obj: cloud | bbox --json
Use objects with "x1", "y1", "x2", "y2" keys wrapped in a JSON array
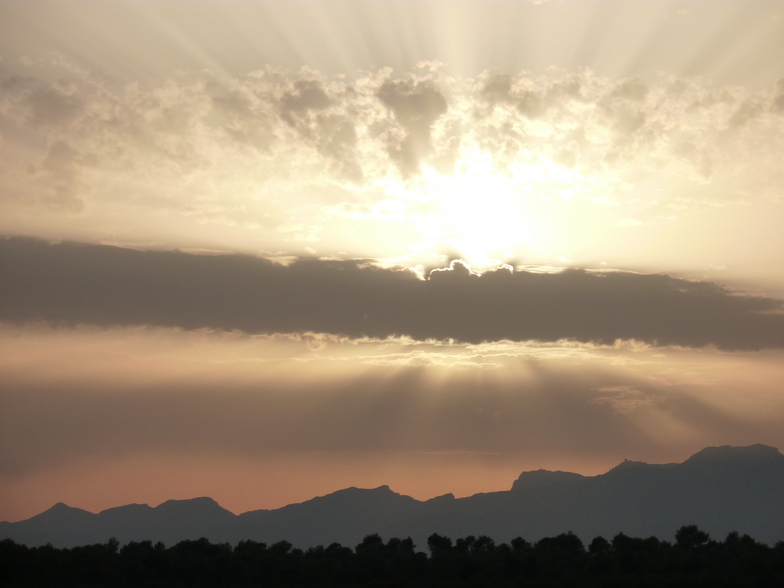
[
  {"x1": 37, "y1": 140, "x2": 83, "y2": 212},
  {"x1": 280, "y1": 79, "x2": 332, "y2": 124},
  {"x1": 590, "y1": 386, "x2": 661, "y2": 414},
  {"x1": 772, "y1": 79, "x2": 784, "y2": 113},
  {"x1": 27, "y1": 86, "x2": 83, "y2": 126},
  {"x1": 2, "y1": 237, "x2": 783, "y2": 351},
  {"x1": 2, "y1": 60, "x2": 783, "y2": 242},
  {"x1": 377, "y1": 77, "x2": 448, "y2": 175}
]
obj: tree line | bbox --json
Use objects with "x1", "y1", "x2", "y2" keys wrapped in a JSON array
[{"x1": 2, "y1": 525, "x2": 784, "y2": 587}]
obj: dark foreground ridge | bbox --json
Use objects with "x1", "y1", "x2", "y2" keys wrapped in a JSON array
[
  {"x1": 3, "y1": 526, "x2": 784, "y2": 587},
  {"x1": 3, "y1": 444, "x2": 784, "y2": 549}
]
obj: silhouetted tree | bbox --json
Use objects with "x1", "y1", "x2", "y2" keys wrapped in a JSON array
[
  {"x1": 536, "y1": 531, "x2": 585, "y2": 555},
  {"x1": 455, "y1": 535, "x2": 476, "y2": 554},
  {"x1": 427, "y1": 533, "x2": 453, "y2": 557},
  {"x1": 354, "y1": 534, "x2": 384, "y2": 555},
  {"x1": 471, "y1": 535, "x2": 495, "y2": 554},
  {"x1": 676, "y1": 524, "x2": 710, "y2": 548},
  {"x1": 510, "y1": 536, "x2": 532, "y2": 552},
  {"x1": 3, "y1": 527, "x2": 784, "y2": 587},
  {"x1": 589, "y1": 536, "x2": 611, "y2": 554}
]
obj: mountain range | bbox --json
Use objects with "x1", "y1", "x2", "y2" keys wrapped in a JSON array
[{"x1": 3, "y1": 444, "x2": 784, "y2": 549}]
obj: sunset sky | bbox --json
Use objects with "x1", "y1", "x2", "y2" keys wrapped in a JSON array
[{"x1": 2, "y1": 0, "x2": 784, "y2": 523}]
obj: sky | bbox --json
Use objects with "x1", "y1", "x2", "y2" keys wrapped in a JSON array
[{"x1": 1, "y1": 0, "x2": 784, "y2": 523}]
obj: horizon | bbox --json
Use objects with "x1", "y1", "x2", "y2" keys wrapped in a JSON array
[
  {"x1": 6, "y1": 441, "x2": 784, "y2": 552},
  {"x1": 1, "y1": 446, "x2": 688, "y2": 520},
  {"x1": 0, "y1": 435, "x2": 641, "y2": 522},
  {"x1": 2, "y1": 0, "x2": 784, "y2": 525},
  {"x1": 17, "y1": 442, "x2": 782, "y2": 520},
  {"x1": 5, "y1": 441, "x2": 782, "y2": 524}
]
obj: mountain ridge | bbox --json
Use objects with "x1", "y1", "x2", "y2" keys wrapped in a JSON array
[{"x1": 3, "y1": 444, "x2": 784, "y2": 548}]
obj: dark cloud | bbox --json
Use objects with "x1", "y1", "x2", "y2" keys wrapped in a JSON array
[
  {"x1": 377, "y1": 78, "x2": 448, "y2": 174},
  {"x1": 609, "y1": 78, "x2": 648, "y2": 102},
  {"x1": 479, "y1": 75, "x2": 544, "y2": 118},
  {"x1": 770, "y1": 78, "x2": 784, "y2": 114},
  {"x1": 598, "y1": 79, "x2": 649, "y2": 137},
  {"x1": 275, "y1": 80, "x2": 362, "y2": 180},
  {"x1": 1, "y1": 237, "x2": 783, "y2": 350},
  {"x1": 280, "y1": 80, "x2": 331, "y2": 126},
  {"x1": 479, "y1": 74, "x2": 650, "y2": 143},
  {"x1": 313, "y1": 114, "x2": 362, "y2": 181},
  {"x1": 0, "y1": 74, "x2": 35, "y2": 93},
  {"x1": 728, "y1": 79, "x2": 784, "y2": 126},
  {"x1": 479, "y1": 74, "x2": 582, "y2": 120},
  {"x1": 729, "y1": 98, "x2": 766, "y2": 128},
  {"x1": 28, "y1": 87, "x2": 82, "y2": 126},
  {"x1": 515, "y1": 90, "x2": 544, "y2": 118},
  {"x1": 480, "y1": 74, "x2": 513, "y2": 106},
  {"x1": 203, "y1": 80, "x2": 276, "y2": 151}
]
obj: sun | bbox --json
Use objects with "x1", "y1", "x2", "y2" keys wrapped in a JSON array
[
  {"x1": 382, "y1": 150, "x2": 588, "y2": 269},
  {"x1": 422, "y1": 161, "x2": 527, "y2": 267}
]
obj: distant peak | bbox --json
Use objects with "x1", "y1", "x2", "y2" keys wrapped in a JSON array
[
  {"x1": 98, "y1": 503, "x2": 152, "y2": 515},
  {"x1": 684, "y1": 444, "x2": 783, "y2": 464},
  {"x1": 26, "y1": 502, "x2": 95, "y2": 523},
  {"x1": 312, "y1": 485, "x2": 401, "y2": 503},
  {"x1": 339, "y1": 485, "x2": 394, "y2": 494},
  {"x1": 161, "y1": 496, "x2": 218, "y2": 504},
  {"x1": 612, "y1": 459, "x2": 649, "y2": 470},
  {"x1": 46, "y1": 502, "x2": 90, "y2": 513},
  {"x1": 511, "y1": 469, "x2": 584, "y2": 491},
  {"x1": 155, "y1": 497, "x2": 224, "y2": 510},
  {"x1": 426, "y1": 493, "x2": 455, "y2": 503}
]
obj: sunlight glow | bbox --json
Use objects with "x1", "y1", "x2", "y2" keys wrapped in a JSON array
[{"x1": 379, "y1": 150, "x2": 593, "y2": 268}]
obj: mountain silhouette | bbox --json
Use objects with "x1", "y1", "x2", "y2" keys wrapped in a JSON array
[
  {"x1": 511, "y1": 469, "x2": 585, "y2": 491},
  {"x1": 3, "y1": 444, "x2": 784, "y2": 548}
]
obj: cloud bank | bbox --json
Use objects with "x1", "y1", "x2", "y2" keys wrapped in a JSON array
[
  {"x1": 2, "y1": 237, "x2": 782, "y2": 350},
  {"x1": 2, "y1": 61, "x2": 783, "y2": 216}
]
